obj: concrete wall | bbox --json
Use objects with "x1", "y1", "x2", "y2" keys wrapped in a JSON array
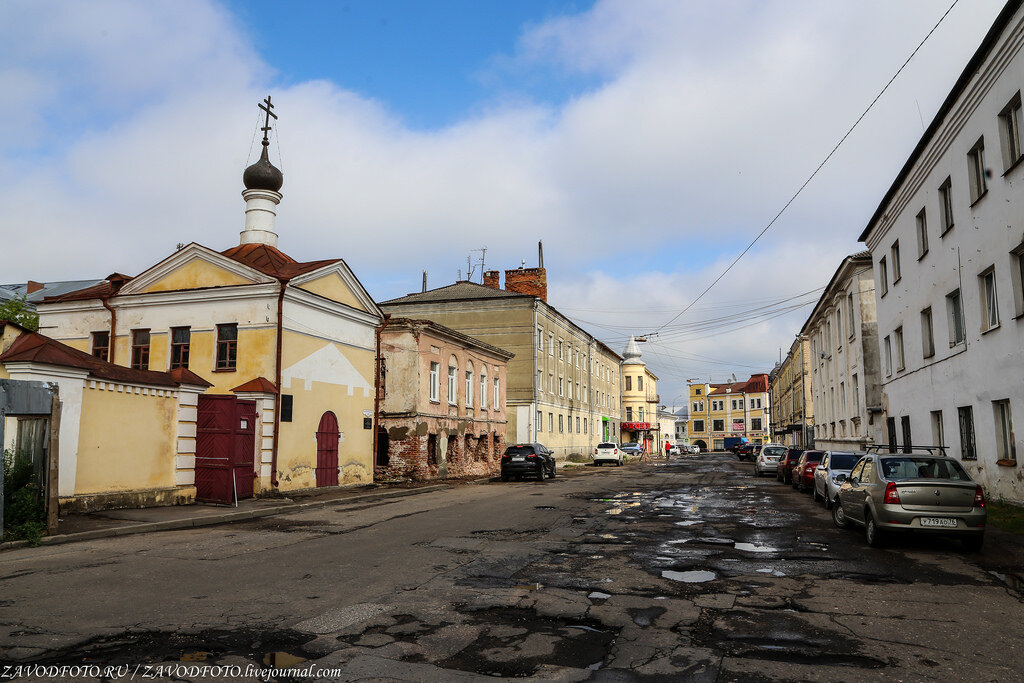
[{"x1": 862, "y1": 5, "x2": 1024, "y2": 502}]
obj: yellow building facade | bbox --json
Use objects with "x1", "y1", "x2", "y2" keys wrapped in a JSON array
[
  {"x1": 687, "y1": 374, "x2": 771, "y2": 451},
  {"x1": 618, "y1": 337, "x2": 660, "y2": 452}
]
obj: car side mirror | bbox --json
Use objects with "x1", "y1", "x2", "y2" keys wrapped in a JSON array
[{"x1": 835, "y1": 473, "x2": 847, "y2": 483}]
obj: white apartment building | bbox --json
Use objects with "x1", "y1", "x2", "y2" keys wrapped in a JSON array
[
  {"x1": 860, "y1": 0, "x2": 1024, "y2": 502},
  {"x1": 801, "y1": 253, "x2": 881, "y2": 452}
]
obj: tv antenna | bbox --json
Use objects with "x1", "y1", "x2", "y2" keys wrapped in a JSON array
[{"x1": 467, "y1": 247, "x2": 488, "y2": 282}]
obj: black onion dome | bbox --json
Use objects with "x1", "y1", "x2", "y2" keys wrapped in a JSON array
[{"x1": 243, "y1": 143, "x2": 283, "y2": 192}]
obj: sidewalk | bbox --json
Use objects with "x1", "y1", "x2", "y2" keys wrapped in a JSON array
[{"x1": 1, "y1": 479, "x2": 458, "y2": 552}]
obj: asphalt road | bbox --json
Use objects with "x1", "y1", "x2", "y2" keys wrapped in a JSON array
[{"x1": 1, "y1": 454, "x2": 1022, "y2": 681}]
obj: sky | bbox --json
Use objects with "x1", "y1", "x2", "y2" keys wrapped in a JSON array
[{"x1": 0, "y1": 0, "x2": 1009, "y2": 407}]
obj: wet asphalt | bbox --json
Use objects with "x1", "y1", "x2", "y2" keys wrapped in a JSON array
[{"x1": 1, "y1": 453, "x2": 1022, "y2": 681}]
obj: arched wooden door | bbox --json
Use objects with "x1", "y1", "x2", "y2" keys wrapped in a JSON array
[{"x1": 315, "y1": 411, "x2": 340, "y2": 487}]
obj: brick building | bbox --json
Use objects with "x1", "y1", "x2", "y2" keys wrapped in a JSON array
[{"x1": 376, "y1": 318, "x2": 513, "y2": 480}]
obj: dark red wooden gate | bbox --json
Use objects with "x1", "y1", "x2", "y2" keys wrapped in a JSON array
[
  {"x1": 315, "y1": 411, "x2": 339, "y2": 487},
  {"x1": 196, "y1": 395, "x2": 256, "y2": 504}
]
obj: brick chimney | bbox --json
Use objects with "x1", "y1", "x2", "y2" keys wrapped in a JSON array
[
  {"x1": 26, "y1": 281, "x2": 44, "y2": 294},
  {"x1": 482, "y1": 270, "x2": 501, "y2": 289},
  {"x1": 504, "y1": 266, "x2": 547, "y2": 301}
]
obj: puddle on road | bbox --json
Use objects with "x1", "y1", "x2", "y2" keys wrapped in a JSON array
[
  {"x1": 755, "y1": 568, "x2": 787, "y2": 577},
  {"x1": 675, "y1": 520, "x2": 701, "y2": 527},
  {"x1": 734, "y1": 542, "x2": 780, "y2": 553},
  {"x1": 588, "y1": 591, "x2": 612, "y2": 600},
  {"x1": 662, "y1": 570, "x2": 717, "y2": 583}
]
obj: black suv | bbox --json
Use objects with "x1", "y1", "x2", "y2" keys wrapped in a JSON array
[{"x1": 500, "y1": 443, "x2": 556, "y2": 482}]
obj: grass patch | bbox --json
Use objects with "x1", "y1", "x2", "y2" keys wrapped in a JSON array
[{"x1": 987, "y1": 500, "x2": 1024, "y2": 535}]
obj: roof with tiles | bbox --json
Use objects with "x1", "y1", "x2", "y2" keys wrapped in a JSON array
[{"x1": 0, "y1": 329, "x2": 211, "y2": 388}]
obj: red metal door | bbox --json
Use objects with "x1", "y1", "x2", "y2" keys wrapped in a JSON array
[
  {"x1": 196, "y1": 395, "x2": 234, "y2": 504},
  {"x1": 233, "y1": 400, "x2": 256, "y2": 499},
  {"x1": 196, "y1": 395, "x2": 256, "y2": 503},
  {"x1": 315, "y1": 411, "x2": 339, "y2": 487}
]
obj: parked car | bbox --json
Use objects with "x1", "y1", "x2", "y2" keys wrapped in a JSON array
[
  {"x1": 832, "y1": 450, "x2": 986, "y2": 550},
  {"x1": 593, "y1": 442, "x2": 623, "y2": 466},
  {"x1": 812, "y1": 450, "x2": 863, "y2": 507},
  {"x1": 666, "y1": 444, "x2": 681, "y2": 456},
  {"x1": 754, "y1": 444, "x2": 788, "y2": 477},
  {"x1": 689, "y1": 444, "x2": 701, "y2": 454},
  {"x1": 792, "y1": 450, "x2": 824, "y2": 492},
  {"x1": 500, "y1": 443, "x2": 556, "y2": 482},
  {"x1": 776, "y1": 449, "x2": 804, "y2": 483},
  {"x1": 620, "y1": 443, "x2": 644, "y2": 456},
  {"x1": 736, "y1": 443, "x2": 757, "y2": 461}
]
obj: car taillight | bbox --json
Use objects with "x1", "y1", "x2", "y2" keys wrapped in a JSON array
[
  {"x1": 974, "y1": 485, "x2": 986, "y2": 508},
  {"x1": 614, "y1": 449, "x2": 618, "y2": 454},
  {"x1": 884, "y1": 482, "x2": 901, "y2": 505},
  {"x1": 594, "y1": 448, "x2": 598, "y2": 455},
  {"x1": 527, "y1": 454, "x2": 537, "y2": 459}
]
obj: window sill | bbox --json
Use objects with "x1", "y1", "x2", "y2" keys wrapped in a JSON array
[
  {"x1": 917, "y1": 250, "x2": 928, "y2": 262},
  {"x1": 430, "y1": 400, "x2": 440, "y2": 405},
  {"x1": 940, "y1": 225, "x2": 954, "y2": 238},
  {"x1": 1001, "y1": 154, "x2": 1024, "y2": 177},
  {"x1": 1014, "y1": 311, "x2": 1024, "y2": 321},
  {"x1": 212, "y1": 368, "x2": 237, "y2": 373},
  {"x1": 969, "y1": 189, "x2": 988, "y2": 208},
  {"x1": 949, "y1": 340, "x2": 966, "y2": 349},
  {"x1": 893, "y1": 276, "x2": 902, "y2": 285},
  {"x1": 996, "y1": 459, "x2": 1017, "y2": 467},
  {"x1": 981, "y1": 323, "x2": 1001, "y2": 335}
]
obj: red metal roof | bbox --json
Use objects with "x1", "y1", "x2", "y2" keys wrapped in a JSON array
[
  {"x1": 231, "y1": 376, "x2": 278, "y2": 394},
  {"x1": 0, "y1": 331, "x2": 210, "y2": 388},
  {"x1": 221, "y1": 243, "x2": 338, "y2": 280}
]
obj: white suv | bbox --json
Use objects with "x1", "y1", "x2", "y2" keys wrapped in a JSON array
[{"x1": 593, "y1": 443, "x2": 623, "y2": 466}]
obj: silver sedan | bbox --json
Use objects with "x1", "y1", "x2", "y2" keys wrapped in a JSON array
[
  {"x1": 812, "y1": 451, "x2": 863, "y2": 507},
  {"x1": 832, "y1": 452, "x2": 987, "y2": 550}
]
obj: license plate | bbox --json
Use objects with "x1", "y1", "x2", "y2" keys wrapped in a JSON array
[
  {"x1": 512, "y1": 456, "x2": 525, "y2": 462},
  {"x1": 920, "y1": 517, "x2": 958, "y2": 528}
]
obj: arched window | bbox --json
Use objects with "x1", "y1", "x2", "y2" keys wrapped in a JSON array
[
  {"x1": 465, "y1": 360, "x2": 475, "y2": 407},
  {"x1": 448, "y1": 356, "x2": 458, "y2": 405},
  {"x1": 480, "y1": 366, "x2": 487, "y2": 409}
]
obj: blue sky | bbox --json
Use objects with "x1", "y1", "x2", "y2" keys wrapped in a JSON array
[
  {"x1": 226, "y1": 0, "x2": 598, "y2": 130},
  {"x1": 0, "y1": 0, "x2": 1008, "y2": 395}
]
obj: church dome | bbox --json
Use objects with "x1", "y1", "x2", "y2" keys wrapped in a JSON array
[{"x1": 243, "y1": 143, "x2": 283, "y2": 192}]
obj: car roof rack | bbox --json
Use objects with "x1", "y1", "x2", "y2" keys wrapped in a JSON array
[{"x1": 864, "y1": 444, "x2": 949, "y2": 456}]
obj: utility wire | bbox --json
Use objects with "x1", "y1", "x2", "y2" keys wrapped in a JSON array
[{"x1": 646, "y1": 0, "x2": 961, "y2": 337}]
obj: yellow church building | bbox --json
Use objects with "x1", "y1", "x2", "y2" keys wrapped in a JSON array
[{"x1": 29, "y1": 99, "x2": 383, "y2": 505}]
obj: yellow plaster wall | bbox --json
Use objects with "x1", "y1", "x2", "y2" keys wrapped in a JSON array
[
  {"x1": 276, "y1": 332, "x2": 375, "y2": 490},
  {"x1": 75, "y1": 386, "x2": 177, "y2": 494},
  {"x1": 138, "y1": 259, "x2": 256, "y2": 293},
  {"x1": 296, "y1": 273, "x2": 365, "y2": 311},
  {"x1": 187, "y1": 328, "x2": 276, "y2": 393}
]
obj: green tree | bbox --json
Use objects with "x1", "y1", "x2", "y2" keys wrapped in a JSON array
[{"x1": 0, "y1": 295, "x2": 39, "y2": 331}]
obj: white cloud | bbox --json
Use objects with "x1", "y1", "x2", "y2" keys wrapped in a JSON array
[{"x1": 0, "y1": 0, "x2": 1008, "y2": 398}]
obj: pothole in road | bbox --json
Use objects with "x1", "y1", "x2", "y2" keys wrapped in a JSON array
[
  {"x1": 434, "y1": 607, "x2": 616, "y2": 676},
  {"x1": 15, "y1": 628, "x2": 315, "y2": 670},
  {"x1": 693, "y1": 610, "x2": 889, "y2": 669}
]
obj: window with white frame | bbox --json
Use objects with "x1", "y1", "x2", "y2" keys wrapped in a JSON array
[
  {"x1": 558, "y1": 414, "x2": 564, "y2": 433},
  {"x1": 558, "y1": 377, "x2": 564, "y2": 396},
  {"x1": 968, "y1": 137, "x2": 987, "y2": 203},
  {"x1": 448, "y1": 364, "x2": 458, "y2": 404},
  {"x1": 537, "y1": 409, "x2": 543, "y2": 431},
  {"x1": 429, "y1": 362, "x2": 440, "y2": 402},
  {"x1": 891, "y1": 241, "x2": 902, "y2": 283},
  {"x1": 494, "y1": 378, "x2": 500, "y2": 408},
  {"x1": 999, "y1": 92, "x2": 1022, "y2": 171},
  {"x1": 884, "y1": 335, "x2": 892, "y2": 376},
  {"x1": 1013, "y1": 244, "x2": 1024, "y2": 318},
  {"x1": 947, "y1": 289, "x2": 966, "y2": 345},
  {"x1": 851, "y1": 374, "x2": 859, "y2": 417},
  {"x1": 549, "y1": 373, "x2": 553, "y2": 393},
  {"x1": 480, "y1": 371, "x2": 487, "y2": 409},
  {"x1": 938, "y1": 177, "x2": 954, "y2": 235},
  {"x1": 916, "y1": 208, "x2": 928, "y2": 259},
  {"x1": 931, "y1": 410, "x2": 944, "y2": 447},
  {"x1": 558, "y1": 339, "x2": 563, "y2": 360},
  {"x1": 993, "y1": 399, "x2": 1016, "y2": 462},
  {"x1": 847, "y1": 292, "x2": 856, "y2": 338},
  {"x1": 895, "y1": 326, "x2": 905, "y2": 371},
  {"x1": 548, "y1": 334, "x2": 554, "y2": 355},
  {"x1": 921, "y1": 307, "x2": 935, "y2": 359},
  {"x1": 879, "y1": 256, "x2": 889, "y2": 296},
  {"x1": 637, "y1": 375, "x2": 644, "y2": 391},
  {"x1": 465, "y1": 369, "x2": 473, "y2": 406},
  {"x1": 980, "y1": 266, "x2": 1000, "y2": 331},
  {"x1": 549, "y1": 413, "x2": 553, "y2": 431}
]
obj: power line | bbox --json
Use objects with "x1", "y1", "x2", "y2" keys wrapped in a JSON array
[{"x1": 646, "y1": 0, "x2": 962, "y2": 337}]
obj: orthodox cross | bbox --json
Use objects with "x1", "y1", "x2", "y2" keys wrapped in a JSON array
[{"x1": 259, "y1": 95, "x2": 277, "y2": 144}]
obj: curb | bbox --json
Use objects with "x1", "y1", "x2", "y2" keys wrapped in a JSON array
[{"x1": 0, "y1": 483, "x2": 450, "y2": 552}]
